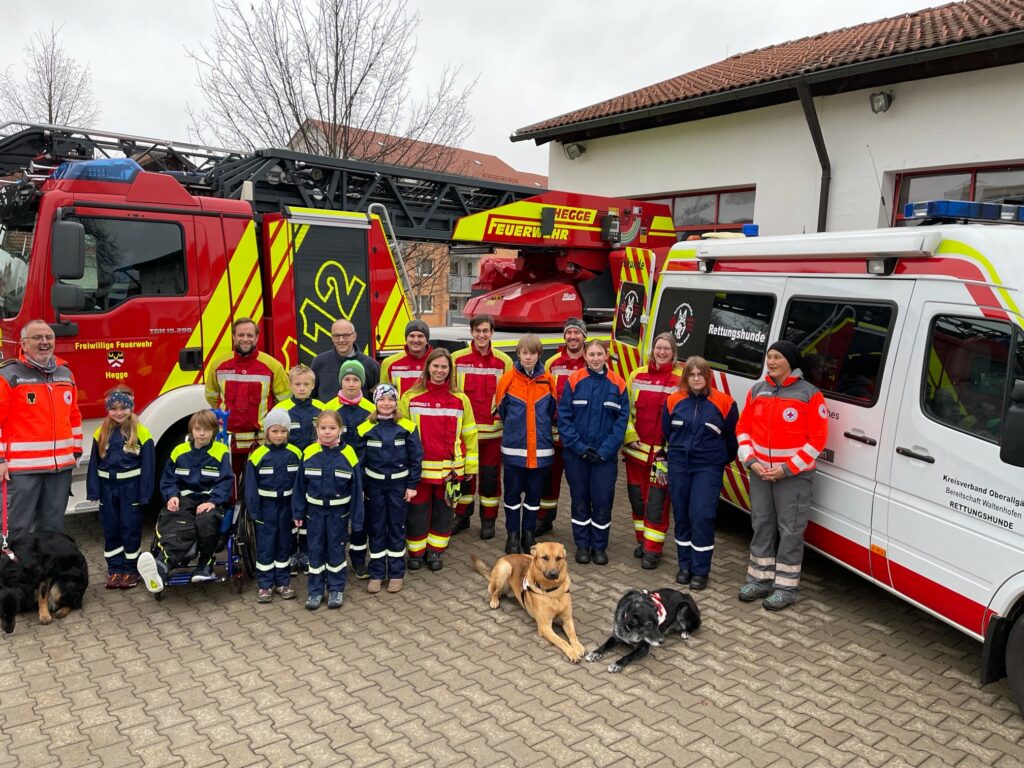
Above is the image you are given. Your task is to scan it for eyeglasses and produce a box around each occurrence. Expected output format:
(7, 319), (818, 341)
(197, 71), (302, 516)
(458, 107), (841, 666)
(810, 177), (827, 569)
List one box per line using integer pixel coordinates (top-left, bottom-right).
(331, 333), (356, 340)
(26, 334), (55, 342)
(687, 372), (706, 379)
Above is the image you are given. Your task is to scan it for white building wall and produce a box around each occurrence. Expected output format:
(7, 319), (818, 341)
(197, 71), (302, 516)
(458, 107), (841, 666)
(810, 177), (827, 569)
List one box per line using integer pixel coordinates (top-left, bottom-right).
(546, 63), (1024, 235)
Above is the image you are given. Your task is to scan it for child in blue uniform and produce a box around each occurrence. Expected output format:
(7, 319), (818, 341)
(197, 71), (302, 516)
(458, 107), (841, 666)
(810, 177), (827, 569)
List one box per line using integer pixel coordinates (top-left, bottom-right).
(293, 410), (364, 610)
(86, 386), (156, 589)
(137, 410), (234, 593)
(246, 408), (303, 603)
(355, 384), (422, 594)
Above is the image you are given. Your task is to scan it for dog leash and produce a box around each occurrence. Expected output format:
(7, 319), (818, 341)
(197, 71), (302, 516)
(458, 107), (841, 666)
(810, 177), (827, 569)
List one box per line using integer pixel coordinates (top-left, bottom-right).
(1, 477), (16, 562)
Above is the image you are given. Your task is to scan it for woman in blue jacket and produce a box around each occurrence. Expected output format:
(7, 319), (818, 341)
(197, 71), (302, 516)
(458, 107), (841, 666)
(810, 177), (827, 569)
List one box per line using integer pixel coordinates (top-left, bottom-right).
(557, 339), (629, 565)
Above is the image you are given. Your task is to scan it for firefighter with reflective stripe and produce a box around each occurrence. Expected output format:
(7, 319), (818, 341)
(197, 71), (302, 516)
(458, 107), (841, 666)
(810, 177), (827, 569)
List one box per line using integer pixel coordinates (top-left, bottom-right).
(277, 364), (325, 451)
(494, 334), (556, 555)
(245, 409), (303, 603)
(355, 384), (423, 594)
(557, 339), (629, 566)
(537, 317), (588, 534)
(622, 332), (683, 569)
(380, 320), (433, 397)
(399, 348), (478, 572)
(736, 341), (829, 611)
(86, 388), (155, 589)
(323, 360), (375, 578)
(662, 357), (738, 591)
(451, 315), (513, 540)
(137, 410), (234, 593)
(292, 410), (364, 611)
(204, 317), (289, 475)
(0, 320), (83, 535)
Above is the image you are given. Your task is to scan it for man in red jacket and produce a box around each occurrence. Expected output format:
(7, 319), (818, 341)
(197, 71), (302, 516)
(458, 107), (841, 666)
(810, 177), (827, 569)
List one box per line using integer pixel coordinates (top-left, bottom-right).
(380, 320), (433, 397)
(0, 319), (83, 534)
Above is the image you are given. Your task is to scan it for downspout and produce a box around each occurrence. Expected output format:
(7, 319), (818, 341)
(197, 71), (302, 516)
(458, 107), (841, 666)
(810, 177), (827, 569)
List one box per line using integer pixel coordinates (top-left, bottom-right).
(796, 79), (831, 232)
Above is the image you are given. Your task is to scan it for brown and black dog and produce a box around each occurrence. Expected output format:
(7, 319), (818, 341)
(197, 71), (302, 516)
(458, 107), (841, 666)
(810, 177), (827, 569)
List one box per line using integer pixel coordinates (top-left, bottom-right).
(0, 531), (89, 634)
(471, 541), (586, 662)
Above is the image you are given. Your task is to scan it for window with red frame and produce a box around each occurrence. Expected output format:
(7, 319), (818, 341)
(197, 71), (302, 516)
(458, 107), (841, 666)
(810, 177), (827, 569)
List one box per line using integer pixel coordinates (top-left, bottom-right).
(643, 188), (755, 237)
(894, 166), (1024, 225)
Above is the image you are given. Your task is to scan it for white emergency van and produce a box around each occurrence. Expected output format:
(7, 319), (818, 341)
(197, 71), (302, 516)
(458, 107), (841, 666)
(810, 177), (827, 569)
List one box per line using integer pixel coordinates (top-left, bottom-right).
(611, 200), (1024, 714)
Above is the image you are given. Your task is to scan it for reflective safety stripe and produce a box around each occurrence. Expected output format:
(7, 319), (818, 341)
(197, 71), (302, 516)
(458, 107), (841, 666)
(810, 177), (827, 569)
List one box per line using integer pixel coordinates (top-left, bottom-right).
(456, 365), (506, 377)
(671, 420), (684, 426)
(369, 550), (387, 559)
(572, 400), (587, 406)
(256, 561), (274, 571)
(325, 562), (347, 573)
(200, 469), (221, 477)
(479, 497), (500, 508)
(704, 423), (721, 435)
(217, 372), (272, 384)
(407, 538), (427, 553)
(7, 439), (77, 451)
(365, 468), (409, 480)
(426, 533), (450, 548)
(633, 519), (646, 531)
(124, 550), (140, 560)
(505, 503), (521, 511)
(631, 382), (676, 394)
(571, 518), (590, 526)
(603, 401), (622, 410)
(540, 500), (558, 509)
(258, 467), (274, 475)
(409, 406), (464, 418)
(750, 554), (775, 566)
(387, 548), (407, 558)
(104, 546), (124, 558)
(366, 440), (383, 448)
(591, 520), (611, 530)
(274, 560), (290, 569)
(334, 470), (353, 479)
(674, 538), (691, 548)
(97, 467), (142, 480)
(307, 564), (326, 574)
(305, 468), (322, 476)
(691, 543), (714, 552)
(175, 467), (189, 475)
(522, 503), (539, 511)
(747, 566), (774, 579)
(643, 528), (667, 543)
(774, 574), (800, 587)
(305, 495), (352, 506)
(348, 541), (368, 551)
(258, 488), (293, 497)
(501, 447), (555, 458)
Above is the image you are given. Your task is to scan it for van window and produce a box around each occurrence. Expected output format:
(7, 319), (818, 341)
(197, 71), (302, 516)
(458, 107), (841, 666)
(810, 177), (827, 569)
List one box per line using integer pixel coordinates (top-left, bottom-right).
(923, 315), (1024, 443)
(66, 216), (186, 311)
(782, 299), (895, 406)
(653, 288), (774, 378)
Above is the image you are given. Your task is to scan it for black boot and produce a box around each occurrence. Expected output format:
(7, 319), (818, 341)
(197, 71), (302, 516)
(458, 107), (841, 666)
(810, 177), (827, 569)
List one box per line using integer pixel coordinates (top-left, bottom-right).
(535, 518), (553, 536)
(591, 550), (609, 566)
(407, 557), (424, 571)
(480, 518), (496, 540)
(425, 551), (444, 571)
(520, 531), (536, 552)
(641, 553), (659, 570)
(505, 534), (522, 554)
(452, 514), (471, 536)
(575, 548), (591, 564)
(633, 545), (644, 559)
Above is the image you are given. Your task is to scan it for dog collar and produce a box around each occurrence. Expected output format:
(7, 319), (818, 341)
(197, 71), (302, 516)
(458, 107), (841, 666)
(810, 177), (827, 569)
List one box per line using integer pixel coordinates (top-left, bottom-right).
(644, 590), (667, 624)
(523, 577), (561, 595)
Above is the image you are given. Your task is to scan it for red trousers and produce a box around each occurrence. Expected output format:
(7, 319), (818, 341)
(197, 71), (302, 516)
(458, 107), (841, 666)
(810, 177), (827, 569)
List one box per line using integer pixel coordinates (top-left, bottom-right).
(625, 458), (671, 554)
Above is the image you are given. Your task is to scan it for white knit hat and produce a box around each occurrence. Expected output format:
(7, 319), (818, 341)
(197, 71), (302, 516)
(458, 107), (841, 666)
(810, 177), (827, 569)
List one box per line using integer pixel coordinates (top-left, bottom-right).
(263, 408), (291, 432)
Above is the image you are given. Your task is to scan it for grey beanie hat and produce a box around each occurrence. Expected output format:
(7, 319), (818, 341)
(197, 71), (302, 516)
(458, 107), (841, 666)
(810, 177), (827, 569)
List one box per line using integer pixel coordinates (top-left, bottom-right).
(263, 408), (291, 432)
(563, 316), (587, 337)
(405, 319), (430, 341)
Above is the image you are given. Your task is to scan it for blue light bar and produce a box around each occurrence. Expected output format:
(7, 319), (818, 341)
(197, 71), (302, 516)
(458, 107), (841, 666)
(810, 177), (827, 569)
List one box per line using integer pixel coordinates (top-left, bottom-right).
(905, 199), (1018, 223)
(52, 158), (143, 183)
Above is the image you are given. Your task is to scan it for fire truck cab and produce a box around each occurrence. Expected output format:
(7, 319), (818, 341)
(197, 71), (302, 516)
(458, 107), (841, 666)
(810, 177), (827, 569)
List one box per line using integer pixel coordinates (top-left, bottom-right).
(611, 200), (1024, 713)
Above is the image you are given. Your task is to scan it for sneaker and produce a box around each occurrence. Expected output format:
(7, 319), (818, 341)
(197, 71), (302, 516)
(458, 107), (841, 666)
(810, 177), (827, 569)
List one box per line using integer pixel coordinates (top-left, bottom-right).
(425, 552), (443, 572)
(641, 553), (658, 571)
(305, 593), (322, 611)
(386, 578), (404, 593)
(327, 591), (344, 609)
(190, 564), (216, 583)
(275, 585), (296, 600)
(256, 588), (273, 603)
(480, 519), (496, 541)
(633, 545), (643, 559)
(104, 573), (121, 589)
(137, 552), (164, 594)
(352, 561), (369, 580)
(451, 515), (471, 536)
(535, 519), (553, 536)
(690, 574), (708, 591)
(591, 550), (609, 566)
(575, 548), (591, 565)
(121, 574), (140, 590)
(762, 590), (797, 611)
(738, 582), (773, 603)
(367, 579), (383, 594)
(675, 569), (692, 585)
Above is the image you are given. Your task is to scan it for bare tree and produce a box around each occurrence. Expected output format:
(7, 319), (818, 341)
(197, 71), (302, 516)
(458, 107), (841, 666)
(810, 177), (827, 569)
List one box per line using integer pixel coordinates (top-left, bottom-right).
(0, 24), (101, 127)
(187, 0), (475, 172)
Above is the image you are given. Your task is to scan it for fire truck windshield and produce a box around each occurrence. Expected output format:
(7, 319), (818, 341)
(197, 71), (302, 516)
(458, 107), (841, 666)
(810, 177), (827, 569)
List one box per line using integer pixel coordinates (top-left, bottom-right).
(0, 217), (32, 319)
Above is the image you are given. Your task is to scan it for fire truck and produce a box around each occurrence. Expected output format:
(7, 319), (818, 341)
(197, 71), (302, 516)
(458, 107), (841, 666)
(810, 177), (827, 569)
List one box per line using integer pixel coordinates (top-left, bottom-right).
(0, 122), (539, 511)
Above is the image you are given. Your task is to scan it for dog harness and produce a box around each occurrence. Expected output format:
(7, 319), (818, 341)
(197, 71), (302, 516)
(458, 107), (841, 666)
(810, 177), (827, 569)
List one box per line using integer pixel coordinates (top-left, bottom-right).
(642, 589), (667, 624)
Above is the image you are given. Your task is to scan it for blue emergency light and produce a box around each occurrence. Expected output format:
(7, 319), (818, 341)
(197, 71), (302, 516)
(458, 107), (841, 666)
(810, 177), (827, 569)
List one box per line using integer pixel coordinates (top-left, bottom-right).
(51, 158), (143, 184)
(905, 199), (1024, 224)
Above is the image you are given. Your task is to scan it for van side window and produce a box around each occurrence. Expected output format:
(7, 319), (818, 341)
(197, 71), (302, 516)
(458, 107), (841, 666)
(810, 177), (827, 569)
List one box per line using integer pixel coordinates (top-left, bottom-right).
(782, 299), (895, 406)
(66, 216), (187, 312)
(653, 288), (774, 378)
(923, 315), (1023, 443)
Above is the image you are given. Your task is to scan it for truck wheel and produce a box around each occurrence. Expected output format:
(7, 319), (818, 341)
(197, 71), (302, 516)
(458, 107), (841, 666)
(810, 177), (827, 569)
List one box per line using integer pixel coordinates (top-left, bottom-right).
(1007, 616), (1024, 716)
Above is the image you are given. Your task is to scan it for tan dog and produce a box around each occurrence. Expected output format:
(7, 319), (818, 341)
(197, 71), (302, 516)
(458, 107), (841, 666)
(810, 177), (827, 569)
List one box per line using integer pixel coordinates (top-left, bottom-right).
(471, 542), (586, 662)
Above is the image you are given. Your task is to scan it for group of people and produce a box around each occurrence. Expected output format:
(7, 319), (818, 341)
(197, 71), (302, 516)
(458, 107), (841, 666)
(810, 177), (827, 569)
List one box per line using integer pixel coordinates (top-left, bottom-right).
(0, 310), (829, 615)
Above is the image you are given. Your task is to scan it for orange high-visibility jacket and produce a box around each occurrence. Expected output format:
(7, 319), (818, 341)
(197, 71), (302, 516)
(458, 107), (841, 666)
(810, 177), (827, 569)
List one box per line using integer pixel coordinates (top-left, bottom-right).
(736, 373), (829, 476)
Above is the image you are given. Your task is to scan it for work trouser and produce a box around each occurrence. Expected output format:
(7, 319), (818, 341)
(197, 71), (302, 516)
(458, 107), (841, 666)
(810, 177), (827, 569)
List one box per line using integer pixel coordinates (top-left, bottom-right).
(155, 496), (223, 570)
(7, 469), (73, 535)
(502, 463), (545, 536)
(305, 504), (350, 595)
(456, 438), (502, 521)
(349, 523), (369, 569)
(537, 445), (564, 526)
(98, 479), (144, 575)
(252, 494), (293, 589)
(562, 452), (617, 552)
(365, 480), (408, 580)
(669, 466), (723, 576)
(624, 458), (671, 553)
(746, 471), (813, 593)
(407, 481), (452, 560)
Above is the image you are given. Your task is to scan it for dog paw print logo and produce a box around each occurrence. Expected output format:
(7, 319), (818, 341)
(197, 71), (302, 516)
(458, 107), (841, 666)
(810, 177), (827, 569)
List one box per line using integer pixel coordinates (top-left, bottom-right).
(671, 303), (695, 346)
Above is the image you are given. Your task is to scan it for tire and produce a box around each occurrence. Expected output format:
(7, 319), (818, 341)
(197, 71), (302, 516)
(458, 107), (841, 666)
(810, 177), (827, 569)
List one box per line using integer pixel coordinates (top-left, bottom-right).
(236, 503), (258, 580)
(1007, 616), (1024, 717)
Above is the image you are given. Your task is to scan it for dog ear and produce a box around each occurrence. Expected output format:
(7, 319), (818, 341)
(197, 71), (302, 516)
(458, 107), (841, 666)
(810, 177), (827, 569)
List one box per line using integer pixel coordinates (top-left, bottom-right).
(529, 544), (537, 556)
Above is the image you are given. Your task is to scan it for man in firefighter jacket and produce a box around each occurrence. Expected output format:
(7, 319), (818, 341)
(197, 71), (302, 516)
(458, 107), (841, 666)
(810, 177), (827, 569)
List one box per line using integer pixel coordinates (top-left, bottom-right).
(736, 340), (829, 611)
(537, 316), (588, 534)
(0, 319), (83, 534)
(451, 315), (512, 540)
(311, 318), (380, 401)
(380, 320), (432, 397)
(205, 318), (289, 475)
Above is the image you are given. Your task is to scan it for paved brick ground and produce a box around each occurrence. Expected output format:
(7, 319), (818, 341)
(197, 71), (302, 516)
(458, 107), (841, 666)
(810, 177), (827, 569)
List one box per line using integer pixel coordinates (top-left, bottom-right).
(1, 482), (1022, 767)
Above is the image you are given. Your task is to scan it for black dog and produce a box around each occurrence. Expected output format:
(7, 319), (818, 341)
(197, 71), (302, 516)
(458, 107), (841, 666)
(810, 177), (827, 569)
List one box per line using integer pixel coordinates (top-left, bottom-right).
(585, 588), (700, 672)
(0, 531), (89, 634)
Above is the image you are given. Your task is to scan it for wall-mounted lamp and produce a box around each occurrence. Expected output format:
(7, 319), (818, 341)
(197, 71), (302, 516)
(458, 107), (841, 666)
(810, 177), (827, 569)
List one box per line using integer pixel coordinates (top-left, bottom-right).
(869, 91), (894, 114)
(563, 142), (586, 161)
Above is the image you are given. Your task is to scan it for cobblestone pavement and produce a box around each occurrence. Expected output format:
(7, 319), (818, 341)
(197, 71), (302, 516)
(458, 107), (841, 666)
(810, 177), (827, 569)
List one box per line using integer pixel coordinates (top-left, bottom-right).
(1, 483), (1023, 768)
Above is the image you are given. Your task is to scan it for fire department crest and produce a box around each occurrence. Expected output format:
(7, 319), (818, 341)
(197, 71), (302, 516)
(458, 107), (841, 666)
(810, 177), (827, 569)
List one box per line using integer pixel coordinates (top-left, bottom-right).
(107, 350), (124, 368)
(26, 392), (36, 405)
(671, 303), (695, 346)
(620, 289), (640, 331)
(782, 407), (799, 422)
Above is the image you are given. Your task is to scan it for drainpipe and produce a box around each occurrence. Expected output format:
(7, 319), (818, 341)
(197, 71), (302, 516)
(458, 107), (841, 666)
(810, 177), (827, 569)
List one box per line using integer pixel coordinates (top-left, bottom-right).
(796, 79), (831, 232)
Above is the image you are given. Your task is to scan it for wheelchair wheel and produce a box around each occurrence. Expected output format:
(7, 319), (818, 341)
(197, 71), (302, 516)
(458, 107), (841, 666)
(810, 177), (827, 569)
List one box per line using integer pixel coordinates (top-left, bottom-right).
(236, 502), (258, 580)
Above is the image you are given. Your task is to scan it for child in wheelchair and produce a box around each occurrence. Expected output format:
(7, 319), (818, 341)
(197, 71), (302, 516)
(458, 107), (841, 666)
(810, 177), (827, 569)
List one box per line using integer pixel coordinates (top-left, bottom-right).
(138, 410), (234, 594)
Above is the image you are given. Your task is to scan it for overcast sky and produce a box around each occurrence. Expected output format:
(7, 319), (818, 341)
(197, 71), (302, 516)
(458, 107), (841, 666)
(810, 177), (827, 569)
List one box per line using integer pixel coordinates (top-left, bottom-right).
(2, 0), (936, 176)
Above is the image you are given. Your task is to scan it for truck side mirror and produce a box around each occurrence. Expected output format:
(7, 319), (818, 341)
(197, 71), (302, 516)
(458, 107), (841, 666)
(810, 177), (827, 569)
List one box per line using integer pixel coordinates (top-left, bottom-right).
(51, 283), (85, 312)
(51, 221), (85, 280)
(999, 380), (1024, 467)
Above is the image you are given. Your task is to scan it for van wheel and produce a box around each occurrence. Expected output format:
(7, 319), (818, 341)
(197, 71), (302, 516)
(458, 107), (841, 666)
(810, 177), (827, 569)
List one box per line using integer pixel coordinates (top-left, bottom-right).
(1007, 616), (1024, 716)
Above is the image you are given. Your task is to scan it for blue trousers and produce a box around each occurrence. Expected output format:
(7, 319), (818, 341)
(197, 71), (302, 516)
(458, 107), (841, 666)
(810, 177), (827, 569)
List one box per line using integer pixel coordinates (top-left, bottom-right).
(252, 496), (293, 589)
(669, 467), (723, 576)
(99, 480), (144, 574)
(365, 481), (407, 580)
(563, 453), (617, 551)
(503, 463), (545, 535)
(305, 507), (349, 595)
(349, 528), (368, 568)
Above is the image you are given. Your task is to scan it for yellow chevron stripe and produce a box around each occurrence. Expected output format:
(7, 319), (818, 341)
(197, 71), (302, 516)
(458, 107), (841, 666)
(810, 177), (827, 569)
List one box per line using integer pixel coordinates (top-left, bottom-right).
(287, 207), (367, 221)
(269, 220), (295, 298)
